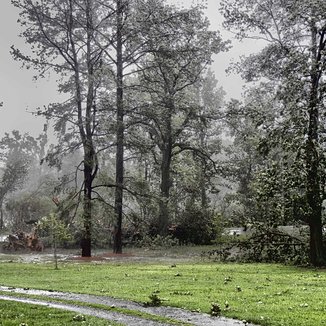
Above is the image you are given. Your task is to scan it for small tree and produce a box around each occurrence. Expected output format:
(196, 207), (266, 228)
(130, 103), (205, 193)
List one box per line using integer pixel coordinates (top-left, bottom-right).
(38, 213), (71, 270)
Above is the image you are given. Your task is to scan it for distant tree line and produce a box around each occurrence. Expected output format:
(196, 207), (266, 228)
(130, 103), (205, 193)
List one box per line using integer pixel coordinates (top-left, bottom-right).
(1, 0), (325, 267)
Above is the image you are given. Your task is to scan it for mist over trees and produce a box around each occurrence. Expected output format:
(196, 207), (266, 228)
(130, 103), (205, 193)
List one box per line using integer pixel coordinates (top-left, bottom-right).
(1, 0), (325, 266)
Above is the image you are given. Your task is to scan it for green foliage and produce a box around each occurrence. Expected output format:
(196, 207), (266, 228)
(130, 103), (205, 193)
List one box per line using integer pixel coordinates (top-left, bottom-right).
(5, 193), (54, 232)
(174, 204), (219, 245)
(38, 213), (72, 244)
(12, 0), (229, 255)
(0, 151), (31, 230)
(0, 130), (43, 161)
(129, 4), (227, 235)
(238, 229), (309, 265)
(135, 234), (179, 249)
(0, 129), (53, 231)
(0, 153), (29, 193)
(210, 302), (221, 316)
(245, 160), (303, 227)
(144, 293), (162, 307)
(207, 225), (310, 265)
(221, 0), (326, 266)
(38, 213), (72, 268)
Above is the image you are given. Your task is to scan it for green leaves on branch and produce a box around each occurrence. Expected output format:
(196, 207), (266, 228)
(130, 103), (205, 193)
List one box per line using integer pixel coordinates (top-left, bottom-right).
(38, 213), (72, 245)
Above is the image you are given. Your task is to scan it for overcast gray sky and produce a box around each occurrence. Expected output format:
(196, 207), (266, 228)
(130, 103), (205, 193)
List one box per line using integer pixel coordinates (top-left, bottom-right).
(0, 0), (249, 140)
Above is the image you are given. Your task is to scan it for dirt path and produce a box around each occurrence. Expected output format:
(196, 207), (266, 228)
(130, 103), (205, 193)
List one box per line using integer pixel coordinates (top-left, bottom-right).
(0, 286), (257, 326)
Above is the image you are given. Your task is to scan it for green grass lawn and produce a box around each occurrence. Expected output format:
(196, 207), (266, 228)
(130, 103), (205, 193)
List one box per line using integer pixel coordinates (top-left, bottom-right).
(0, 257), (326, 326)
(0, 299), (121, 326)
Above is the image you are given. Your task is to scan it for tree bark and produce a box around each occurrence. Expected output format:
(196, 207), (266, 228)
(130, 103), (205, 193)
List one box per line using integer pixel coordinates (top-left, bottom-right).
(309, 217), (324, 266)
(159, 142), (172, 235)
(199, 130), (208, 209)
(158, 108), (173, 235)
(113, 0), (124, 254)
(0, 199), (4, 230)
(305, 19), (325, 266)
(81, 144), (94, 257)
(75, 0), (97, 257)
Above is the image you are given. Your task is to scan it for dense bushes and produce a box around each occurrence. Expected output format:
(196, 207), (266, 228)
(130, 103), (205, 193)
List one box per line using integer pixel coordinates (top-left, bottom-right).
(171, 205), (221, 245)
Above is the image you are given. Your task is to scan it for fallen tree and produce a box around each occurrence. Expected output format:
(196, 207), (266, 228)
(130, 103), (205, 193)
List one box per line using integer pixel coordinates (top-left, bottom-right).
(3, 230), (43, 252)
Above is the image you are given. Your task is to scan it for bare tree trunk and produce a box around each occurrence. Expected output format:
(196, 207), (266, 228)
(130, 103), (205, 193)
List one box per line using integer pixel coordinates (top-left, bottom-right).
(0, 200), (4, 230)
(52, 226), (58, 270)
(75, 0), (98, 257)
(159, 147), (172, 235)
(199, 131), (208, 209)
(309, 218), (324, 266)
(81, 149), (94, 257)
(113, 0), (124, 254)
(158, 112), (172, 236)
(306, 20), (325, 266)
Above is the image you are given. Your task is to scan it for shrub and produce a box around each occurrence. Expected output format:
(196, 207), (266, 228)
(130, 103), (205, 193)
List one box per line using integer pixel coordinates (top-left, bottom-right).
(172, 205), (220, 245)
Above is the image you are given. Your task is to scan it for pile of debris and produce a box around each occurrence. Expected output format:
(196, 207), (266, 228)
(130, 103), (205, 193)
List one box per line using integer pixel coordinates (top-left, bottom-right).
(2, 230), (43, 252)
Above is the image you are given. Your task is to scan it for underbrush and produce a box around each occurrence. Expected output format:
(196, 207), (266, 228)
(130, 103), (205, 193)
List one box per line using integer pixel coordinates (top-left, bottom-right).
(133, 234), (180, 249)
(205, 230), (309, 265)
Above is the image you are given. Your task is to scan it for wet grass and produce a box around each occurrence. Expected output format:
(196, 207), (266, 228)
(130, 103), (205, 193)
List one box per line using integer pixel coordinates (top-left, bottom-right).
(0, 299), (121, 326)
(0, 291), (190, 326)
(0, 250), (326, 325)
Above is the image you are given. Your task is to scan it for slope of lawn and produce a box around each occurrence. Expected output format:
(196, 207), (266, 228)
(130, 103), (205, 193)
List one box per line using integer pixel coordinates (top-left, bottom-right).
(0, 257), (326, 326)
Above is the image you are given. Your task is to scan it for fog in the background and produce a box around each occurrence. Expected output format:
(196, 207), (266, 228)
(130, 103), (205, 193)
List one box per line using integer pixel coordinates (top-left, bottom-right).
(0, 0), (254, 139)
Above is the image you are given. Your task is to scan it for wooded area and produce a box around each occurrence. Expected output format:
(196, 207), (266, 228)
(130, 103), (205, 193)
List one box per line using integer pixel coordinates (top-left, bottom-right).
(0, 0), (325, 266)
